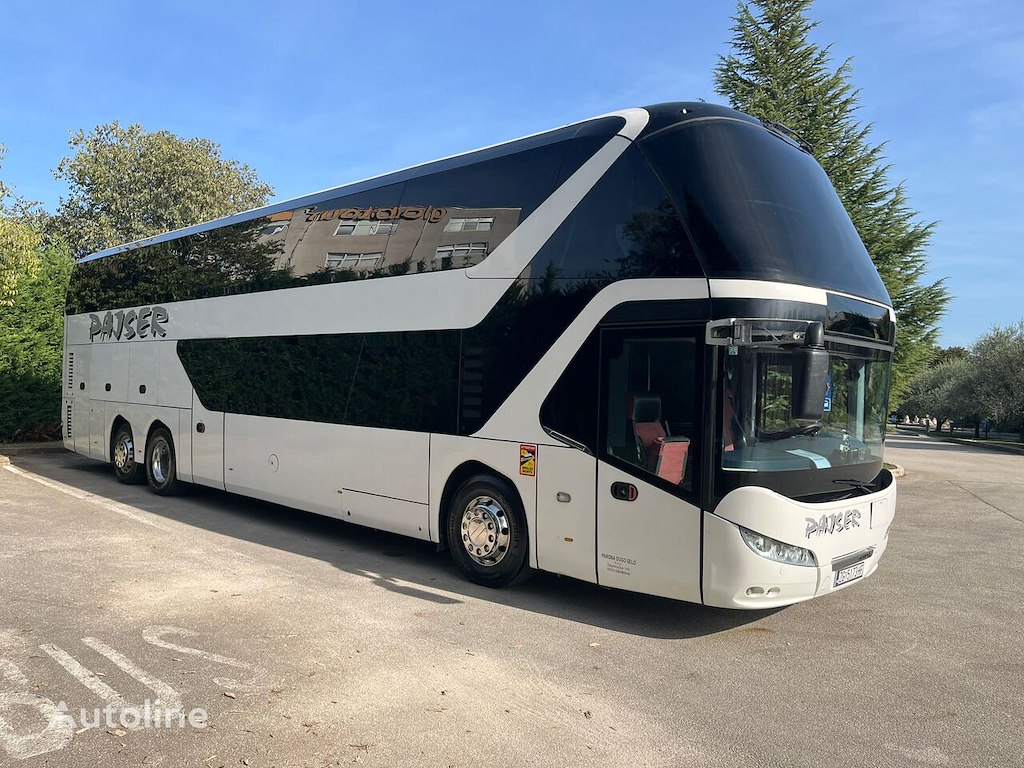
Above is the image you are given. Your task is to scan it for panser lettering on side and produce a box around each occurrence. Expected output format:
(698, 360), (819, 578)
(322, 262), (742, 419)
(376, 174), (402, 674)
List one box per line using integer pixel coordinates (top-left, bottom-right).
(88, 306), (169, 342)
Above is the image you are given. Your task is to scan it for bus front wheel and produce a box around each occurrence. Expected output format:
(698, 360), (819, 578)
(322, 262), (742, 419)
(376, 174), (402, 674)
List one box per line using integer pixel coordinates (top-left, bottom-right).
(447, 475), (530, 588)
(145, 427), (186, 496)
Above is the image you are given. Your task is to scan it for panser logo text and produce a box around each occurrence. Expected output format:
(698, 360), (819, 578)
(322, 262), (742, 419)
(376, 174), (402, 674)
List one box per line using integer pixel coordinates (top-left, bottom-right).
(89, 306), (169, 342)
(805, 509), (861, 539)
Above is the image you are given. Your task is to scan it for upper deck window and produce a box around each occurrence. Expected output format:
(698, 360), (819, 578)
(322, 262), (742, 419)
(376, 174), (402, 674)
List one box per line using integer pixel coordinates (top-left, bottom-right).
(640, 119), (890, 304)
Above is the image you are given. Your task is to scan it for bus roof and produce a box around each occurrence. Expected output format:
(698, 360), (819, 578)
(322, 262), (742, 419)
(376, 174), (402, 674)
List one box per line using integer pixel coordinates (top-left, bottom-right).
(78, 102), (751, 263)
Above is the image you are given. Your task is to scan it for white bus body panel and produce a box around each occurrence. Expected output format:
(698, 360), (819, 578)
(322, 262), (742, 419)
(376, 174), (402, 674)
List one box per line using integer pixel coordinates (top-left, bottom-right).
(223, 415), (431, 539)
(128, 342), (159, 407)
(596, 462), (702, 603)
(90, 343), (129, 403)
(703, 473), (897, 609)
(191, 394), (224, 489)
(535, 445), (597, 583)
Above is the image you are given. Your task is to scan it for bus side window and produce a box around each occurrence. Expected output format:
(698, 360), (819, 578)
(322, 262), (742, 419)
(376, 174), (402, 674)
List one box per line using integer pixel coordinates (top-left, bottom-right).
(602, 333), (699, 494)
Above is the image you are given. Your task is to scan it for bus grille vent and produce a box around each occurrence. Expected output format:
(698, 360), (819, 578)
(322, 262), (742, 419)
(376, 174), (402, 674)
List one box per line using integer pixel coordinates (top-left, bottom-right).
(67, 352), (74, 389)
(66, 403), (73, 439)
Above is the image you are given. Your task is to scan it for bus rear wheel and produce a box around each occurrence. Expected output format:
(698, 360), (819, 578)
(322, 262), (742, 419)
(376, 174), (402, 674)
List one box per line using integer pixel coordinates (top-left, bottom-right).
(112, 423), (144, 484)
(145, 427), (185, 496)
(447, 475), (529, 588)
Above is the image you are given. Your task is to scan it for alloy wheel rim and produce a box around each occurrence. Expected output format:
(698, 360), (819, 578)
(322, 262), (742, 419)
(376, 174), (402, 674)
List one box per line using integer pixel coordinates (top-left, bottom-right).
(151, 441), (170, 484)
(460, 495), (510, 566)
(114, 434), (134, 472)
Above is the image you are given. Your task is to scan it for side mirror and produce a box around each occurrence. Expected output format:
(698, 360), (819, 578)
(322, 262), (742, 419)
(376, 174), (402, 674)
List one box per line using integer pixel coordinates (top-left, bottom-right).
(791, 322), (829, 421)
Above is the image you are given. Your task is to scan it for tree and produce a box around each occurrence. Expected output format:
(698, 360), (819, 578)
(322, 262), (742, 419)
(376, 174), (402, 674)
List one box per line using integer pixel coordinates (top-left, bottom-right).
(52, 122), (274, 257)
(714, 0), (949, 405)
(973, 322), (1024, 441)
(930, 346), (970, 368)
(901, 358), (982, 435)
(902, 323), (1024, 440)
(0, 145), (43, 306)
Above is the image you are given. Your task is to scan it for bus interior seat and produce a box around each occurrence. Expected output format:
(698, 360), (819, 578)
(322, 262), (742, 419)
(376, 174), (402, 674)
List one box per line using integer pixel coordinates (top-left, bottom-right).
(628, 392), (666, 463)
(628, 393), (691, 485)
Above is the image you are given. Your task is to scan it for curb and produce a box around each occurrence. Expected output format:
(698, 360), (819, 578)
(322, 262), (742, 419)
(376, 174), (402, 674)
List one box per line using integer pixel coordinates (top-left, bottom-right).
(893, 427), (1024, 456)
(886, 463), (906, 478)
(0, 441), (66, 457)
(938, 437), (1024, 456)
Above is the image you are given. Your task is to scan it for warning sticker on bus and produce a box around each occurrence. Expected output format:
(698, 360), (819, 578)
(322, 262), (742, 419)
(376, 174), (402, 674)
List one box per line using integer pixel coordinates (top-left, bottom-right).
(519, 444), (537, 477)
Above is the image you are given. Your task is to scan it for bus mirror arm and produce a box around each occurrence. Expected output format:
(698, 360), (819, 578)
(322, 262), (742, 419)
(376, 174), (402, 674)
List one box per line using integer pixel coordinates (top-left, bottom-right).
(791, 322), (829, 422)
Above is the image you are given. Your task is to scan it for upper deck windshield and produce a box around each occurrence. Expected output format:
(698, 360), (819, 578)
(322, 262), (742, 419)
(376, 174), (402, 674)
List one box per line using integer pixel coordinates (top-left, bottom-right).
(719, 342), (891, 500)
(640, 117), (890, 304)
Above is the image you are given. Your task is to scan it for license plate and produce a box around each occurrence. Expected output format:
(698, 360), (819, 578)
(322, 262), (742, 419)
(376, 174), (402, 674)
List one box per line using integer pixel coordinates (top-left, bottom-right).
(834, 561), (865, 587)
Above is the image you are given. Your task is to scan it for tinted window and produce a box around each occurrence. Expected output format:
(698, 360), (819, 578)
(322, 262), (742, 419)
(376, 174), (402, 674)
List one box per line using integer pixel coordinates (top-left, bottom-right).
(826, 294), (894, 343)
(602, 330), (700, 495)
(66, 217), (292, 315)
(177, 331), (460, 433)
(66, 121), (623, 315)
(459, 275), (602, 434)
(540, 331), (600, 452)
(550, 116), (627, 187)
(641, 119), (890, 303)
(271, 183), (406, 280)
(526, 145), (701, 281)
(391, 141), (569, 273)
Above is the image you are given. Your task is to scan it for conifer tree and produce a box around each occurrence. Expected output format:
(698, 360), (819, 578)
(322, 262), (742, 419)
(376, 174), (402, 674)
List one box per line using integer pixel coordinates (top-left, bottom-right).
(715, 0), (948, 403)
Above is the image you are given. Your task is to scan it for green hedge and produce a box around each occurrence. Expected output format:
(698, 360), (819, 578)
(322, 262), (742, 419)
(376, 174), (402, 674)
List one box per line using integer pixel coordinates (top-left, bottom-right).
(0, 243), (73, 441)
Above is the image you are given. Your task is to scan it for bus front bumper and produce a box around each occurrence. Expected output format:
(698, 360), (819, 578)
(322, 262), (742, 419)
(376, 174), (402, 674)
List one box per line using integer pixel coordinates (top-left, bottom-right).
(701, 478), (896, 610)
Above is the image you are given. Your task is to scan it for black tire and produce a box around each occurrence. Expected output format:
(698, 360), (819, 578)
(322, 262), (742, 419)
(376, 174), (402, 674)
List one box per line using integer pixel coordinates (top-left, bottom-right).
(144, 427), (186, 496)
(446, 474), (530, 588)
(111, 422), (145, 484)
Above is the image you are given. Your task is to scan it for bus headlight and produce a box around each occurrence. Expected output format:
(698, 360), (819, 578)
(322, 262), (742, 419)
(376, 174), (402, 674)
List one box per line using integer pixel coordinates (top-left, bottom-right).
(739, 526), (817, 567)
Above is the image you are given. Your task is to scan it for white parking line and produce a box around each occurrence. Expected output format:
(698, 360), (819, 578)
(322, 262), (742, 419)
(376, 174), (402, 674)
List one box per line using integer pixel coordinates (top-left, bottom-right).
(2, 464), (171, 532)
(81, 638), (184, 720)
(0, 659), (74, 760)
(39, 644), (133, 711)
(142, 626), (264, 691)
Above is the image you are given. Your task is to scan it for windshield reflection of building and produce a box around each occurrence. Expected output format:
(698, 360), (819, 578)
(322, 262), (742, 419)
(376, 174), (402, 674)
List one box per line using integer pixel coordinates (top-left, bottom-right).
(257, 206), (522, 277)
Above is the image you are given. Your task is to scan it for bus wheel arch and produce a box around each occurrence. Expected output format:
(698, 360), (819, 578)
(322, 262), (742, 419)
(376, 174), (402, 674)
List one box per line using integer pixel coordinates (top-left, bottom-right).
(441, 463), (531, 587)
(144, 421), (187, 496)
(110, 416), (144, 484)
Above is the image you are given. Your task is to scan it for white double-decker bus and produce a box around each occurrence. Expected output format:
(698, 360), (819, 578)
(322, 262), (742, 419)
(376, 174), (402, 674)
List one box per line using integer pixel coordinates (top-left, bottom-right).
(63, 102), (897, 609)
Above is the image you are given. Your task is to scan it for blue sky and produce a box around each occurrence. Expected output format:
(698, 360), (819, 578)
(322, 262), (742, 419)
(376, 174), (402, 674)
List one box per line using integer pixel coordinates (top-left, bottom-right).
(1, 0), (1020, 347)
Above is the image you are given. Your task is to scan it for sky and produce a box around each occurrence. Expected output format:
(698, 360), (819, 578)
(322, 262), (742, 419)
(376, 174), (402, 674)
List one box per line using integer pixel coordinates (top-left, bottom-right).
(1, 0), (1021, 347)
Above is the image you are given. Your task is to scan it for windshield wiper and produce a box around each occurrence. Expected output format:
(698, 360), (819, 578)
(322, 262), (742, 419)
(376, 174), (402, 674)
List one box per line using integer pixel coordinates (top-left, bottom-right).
(760, 119), (814, 154)
(832, 478), (875, 491)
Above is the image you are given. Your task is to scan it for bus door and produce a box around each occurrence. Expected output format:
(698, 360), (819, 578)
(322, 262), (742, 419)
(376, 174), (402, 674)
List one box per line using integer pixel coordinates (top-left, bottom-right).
(595, 327), (703, 603)
(191, 392), (225, 490)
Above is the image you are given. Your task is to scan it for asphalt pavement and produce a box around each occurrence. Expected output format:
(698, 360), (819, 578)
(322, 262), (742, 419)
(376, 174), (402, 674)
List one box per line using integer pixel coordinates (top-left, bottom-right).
(0, 433), (1021, 767)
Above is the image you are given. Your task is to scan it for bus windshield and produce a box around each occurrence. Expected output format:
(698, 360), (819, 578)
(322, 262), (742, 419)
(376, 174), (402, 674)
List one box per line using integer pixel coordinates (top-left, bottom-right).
(640, 118), (891, 304)
(721, 344), (890, 487)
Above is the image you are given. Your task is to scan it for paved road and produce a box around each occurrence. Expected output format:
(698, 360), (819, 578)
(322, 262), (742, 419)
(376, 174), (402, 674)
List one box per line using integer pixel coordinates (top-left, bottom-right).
(0, 436), (1020, 767)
